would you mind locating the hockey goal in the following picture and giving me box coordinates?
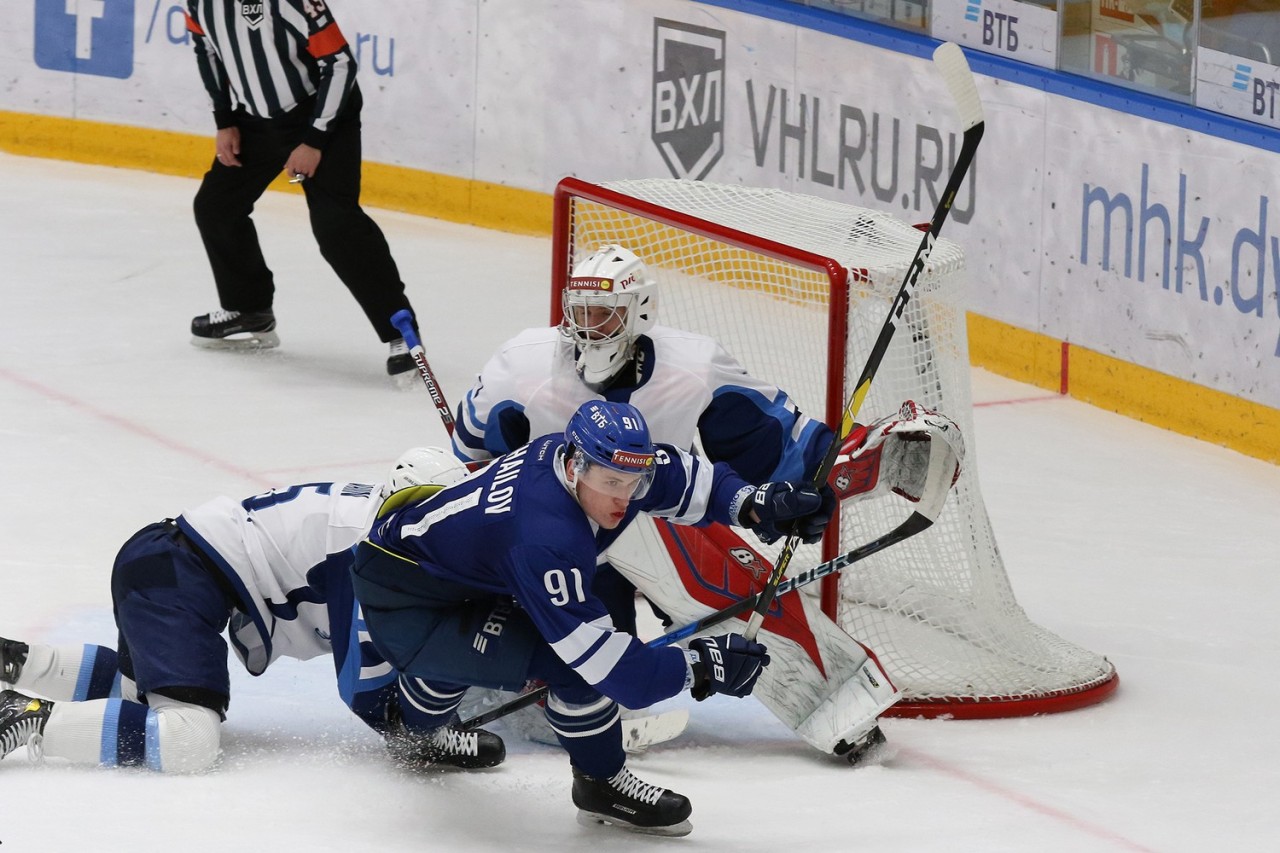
[551,176,1118,718]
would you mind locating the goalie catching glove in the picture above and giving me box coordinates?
[827,400,965,504]
[740,481,837,545]
[686,633,771,701]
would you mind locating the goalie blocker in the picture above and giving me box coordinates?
[608,401,964,759]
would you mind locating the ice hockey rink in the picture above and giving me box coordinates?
[1,150,1277,852]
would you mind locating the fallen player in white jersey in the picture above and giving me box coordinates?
[0,448,507,772]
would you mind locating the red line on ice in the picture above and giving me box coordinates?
[974,394,1062,408]
[0,366,274,489]
[897,746,1159,852]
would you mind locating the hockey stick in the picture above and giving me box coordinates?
[741,42,984,641]
[390,309,457,437]
[459,439,958,730]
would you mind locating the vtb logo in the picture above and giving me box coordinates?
[652,19,725,180]
[34,0,135,79]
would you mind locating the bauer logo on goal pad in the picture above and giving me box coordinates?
[652,19,725,180]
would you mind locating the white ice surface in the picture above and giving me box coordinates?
[1,151,1278,852]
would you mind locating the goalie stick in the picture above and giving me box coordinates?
[390,309,457,437]
[459,435,958,731]
[741,41,985,641]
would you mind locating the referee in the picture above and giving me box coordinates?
[185,0,418,376]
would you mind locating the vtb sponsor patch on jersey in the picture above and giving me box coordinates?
[471,598,515,654]
[652,19,725,181]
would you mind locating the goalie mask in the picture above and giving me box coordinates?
[564,400,657,499]
[388,446,468,492]
[561,244,657,390]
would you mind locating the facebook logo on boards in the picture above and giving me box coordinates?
[34,0,136,79]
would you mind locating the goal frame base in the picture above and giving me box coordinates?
[883,672,1120,719]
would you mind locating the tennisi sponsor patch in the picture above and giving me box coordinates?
[611,450,655,470]
[567,276,616,292]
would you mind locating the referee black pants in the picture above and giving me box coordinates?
[192,87,412,342]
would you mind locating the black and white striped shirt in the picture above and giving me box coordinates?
[185,0,357,147]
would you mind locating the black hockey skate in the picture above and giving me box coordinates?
[572,764,693,837]
[385,717,506,770]
[387,337,414,377]
[1,637,29,685]
[190,309,279,349]
[0,690,52,760]
[834,724,888,766]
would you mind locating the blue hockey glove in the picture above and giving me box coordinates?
[688,633,771,701]
[741,481,838,545]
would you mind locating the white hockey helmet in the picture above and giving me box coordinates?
[388,446,468,492]
[561,244,657,389]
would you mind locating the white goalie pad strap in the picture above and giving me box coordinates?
[829,400,965,504]
[800,654,898,752]
[606,517,903,754]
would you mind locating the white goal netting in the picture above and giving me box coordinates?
[553,177,1116,717]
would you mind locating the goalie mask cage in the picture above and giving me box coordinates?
[551,177,1117,719]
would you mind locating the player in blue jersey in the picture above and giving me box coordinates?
[0,448,499,773]
[351,400,835,836]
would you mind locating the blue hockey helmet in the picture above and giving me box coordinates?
[564,401,657,499]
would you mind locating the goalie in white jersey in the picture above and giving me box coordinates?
[450,244,961,762]
[0,448,502,773]
[453,244,832,633]
[454,245,831,490]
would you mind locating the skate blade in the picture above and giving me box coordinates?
[576,810,692,837]
[190,330,280,350]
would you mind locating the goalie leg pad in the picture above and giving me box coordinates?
[751,595,900,754]
[607,518,902,755]
[811,655,898,757]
